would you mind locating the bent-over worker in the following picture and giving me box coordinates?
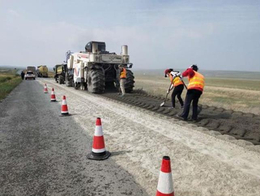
[164,69,184,108]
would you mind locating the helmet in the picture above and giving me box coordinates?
[164,69,173,77]
[191,64,198,71]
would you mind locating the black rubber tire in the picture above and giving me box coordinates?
[65,77,73,87]
[125,69,135,93]
[74,82,80,90]
[58,75,64,84]
[87,69,105,94]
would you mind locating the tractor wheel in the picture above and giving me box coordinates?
[74,82,80,90]
[65,77,73,87]
[58,76,64,84]
[87,69,105,93]
[125,70,135,93]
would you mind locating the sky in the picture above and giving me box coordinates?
[0,0,260,71]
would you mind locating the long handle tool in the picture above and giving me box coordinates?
[160,83,172,107]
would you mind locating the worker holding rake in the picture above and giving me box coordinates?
[164,69,184,109]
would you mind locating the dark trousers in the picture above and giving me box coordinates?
[171,85,184,107]
[181,89,202,120]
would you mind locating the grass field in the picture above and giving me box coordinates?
[134,70,260,115]
[0,68,22,100]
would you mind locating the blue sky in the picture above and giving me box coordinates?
[0,0,260,71]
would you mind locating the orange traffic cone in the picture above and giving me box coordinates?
[44,84,48,93]
[61,95,69,115]
[50,88,56,102]
[156,156,174,196]
[87,117,111,160]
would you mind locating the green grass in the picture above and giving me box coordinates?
[0,69,22,100]
[205,78,260,91]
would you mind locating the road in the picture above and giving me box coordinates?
[1,79,260,196]
[0,80,149,196]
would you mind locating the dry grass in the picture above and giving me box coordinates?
[0,69,22,100]
[134,72,260,115]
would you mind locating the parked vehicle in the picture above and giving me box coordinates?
[27,66,36,75]
[37,65,48,77]
[24,71,36,80]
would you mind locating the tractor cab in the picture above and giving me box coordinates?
[85,41,107,53]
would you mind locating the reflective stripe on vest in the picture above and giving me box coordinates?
[172,77,183,87]
[188,71,204,90]
[120,68,127,79]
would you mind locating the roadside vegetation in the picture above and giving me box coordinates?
[0,68,22,100]
[134,70,260,115]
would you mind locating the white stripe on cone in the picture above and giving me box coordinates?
[92,148,105,153]
[157,171,174,194]
[95,126,103,136]
[62,99,67,105]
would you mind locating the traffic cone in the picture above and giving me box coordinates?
[61,95,69,115]
[44,84,48,93]
[50,88,56,102]
[87,117,111,160]
[156,156,174,196]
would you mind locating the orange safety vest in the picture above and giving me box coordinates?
[169,74,183,87]
[120,68,127,79]
[188,71,205,91]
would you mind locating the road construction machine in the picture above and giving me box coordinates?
[37,65,48,77]
[65,41,135,93]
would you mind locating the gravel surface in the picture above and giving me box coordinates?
[40,78,260,196]
[1,78,260,196]
[0,80,149,196]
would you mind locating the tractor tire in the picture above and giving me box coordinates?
[66,80,73,87]
[65,77,73,87]
[58,75,64,84]
[125,70,135,93]
[74,82,80,90]
[87,69,105,94]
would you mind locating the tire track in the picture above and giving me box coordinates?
[100,90,260,145]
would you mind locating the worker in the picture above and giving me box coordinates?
[21,71,25,80]
[164,69,184,108]
[176,64,205,121]
[119,65,127,97]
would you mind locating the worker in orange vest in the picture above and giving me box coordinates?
[176,65,205,121]
[119,65,127,97]
[164,69,184,108]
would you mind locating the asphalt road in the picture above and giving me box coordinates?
[0,80,149,196]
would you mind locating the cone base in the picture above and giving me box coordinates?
[87,151,111,160]
[60,113,71,117]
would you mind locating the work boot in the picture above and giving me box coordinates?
[175,114,187,121]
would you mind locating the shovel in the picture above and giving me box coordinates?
[160,83,172,107]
